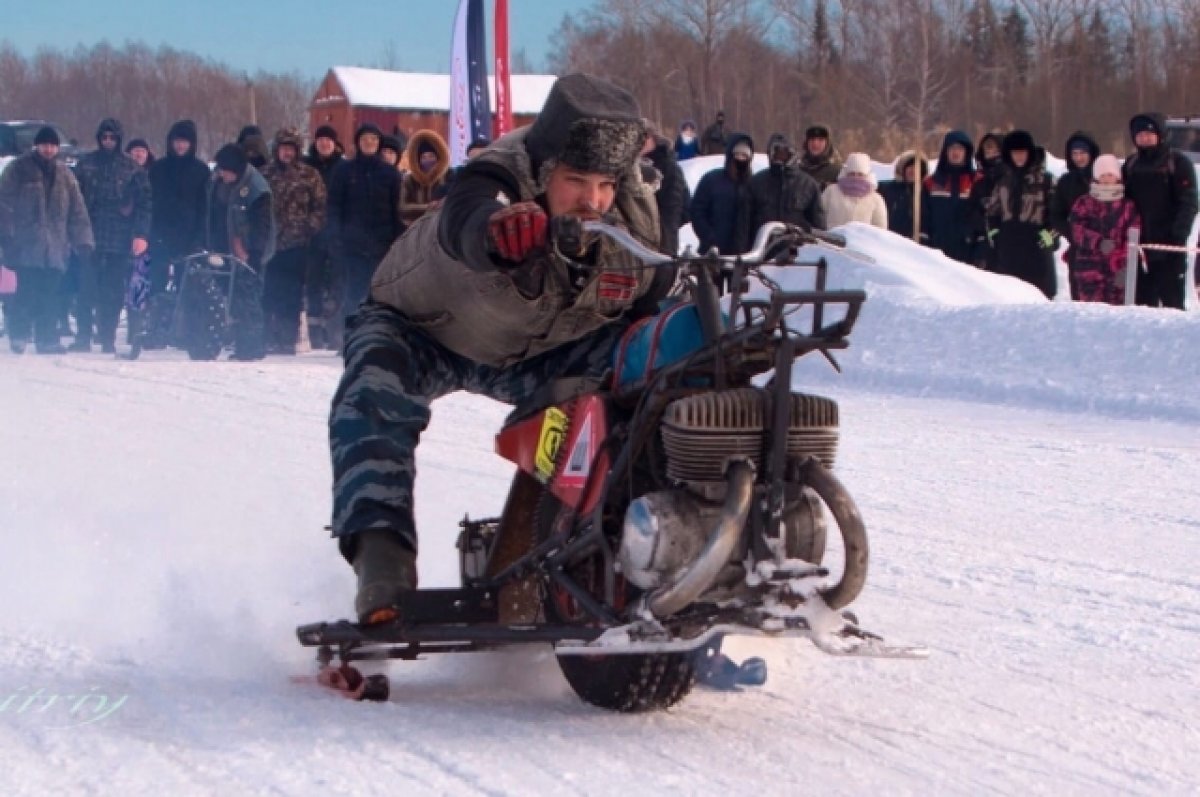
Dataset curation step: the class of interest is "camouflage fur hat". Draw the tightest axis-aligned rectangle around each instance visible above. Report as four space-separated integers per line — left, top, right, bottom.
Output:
525 73 645 180
273 127 304 152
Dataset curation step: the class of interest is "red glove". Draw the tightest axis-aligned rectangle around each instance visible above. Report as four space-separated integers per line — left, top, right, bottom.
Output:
487 202 548 262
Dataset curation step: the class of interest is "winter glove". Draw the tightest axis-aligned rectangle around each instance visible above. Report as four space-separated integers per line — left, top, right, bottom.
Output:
986 227 999 246
1037 229 1058 250
1098 238 1116 255
487 201 548 263
131 237 149 257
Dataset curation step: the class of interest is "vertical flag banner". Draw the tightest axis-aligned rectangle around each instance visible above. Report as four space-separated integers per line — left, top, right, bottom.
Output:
450 0 493 165
467 0 493 147
494 0 513 139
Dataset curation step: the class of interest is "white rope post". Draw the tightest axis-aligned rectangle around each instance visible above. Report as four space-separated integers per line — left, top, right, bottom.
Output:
1124 227 1140 306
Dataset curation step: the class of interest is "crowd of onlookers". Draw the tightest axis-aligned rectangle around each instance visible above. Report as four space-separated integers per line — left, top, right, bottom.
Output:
679 111 1198 308
0 105 1195 359
0 116 476 356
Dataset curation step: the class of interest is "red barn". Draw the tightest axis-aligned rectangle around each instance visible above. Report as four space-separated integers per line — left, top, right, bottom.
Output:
309 66 556 155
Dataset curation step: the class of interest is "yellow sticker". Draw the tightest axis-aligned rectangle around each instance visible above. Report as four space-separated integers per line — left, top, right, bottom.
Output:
535 407 570 482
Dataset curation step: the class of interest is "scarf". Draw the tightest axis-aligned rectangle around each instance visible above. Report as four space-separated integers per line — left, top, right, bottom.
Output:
837 174 874 198
1090 183 1124 202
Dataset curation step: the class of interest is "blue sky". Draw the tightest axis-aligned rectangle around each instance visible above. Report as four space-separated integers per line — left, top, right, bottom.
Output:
3 0 595 77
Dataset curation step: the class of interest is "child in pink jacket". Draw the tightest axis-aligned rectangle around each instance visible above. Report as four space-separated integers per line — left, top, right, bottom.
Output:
1068 155 1141 304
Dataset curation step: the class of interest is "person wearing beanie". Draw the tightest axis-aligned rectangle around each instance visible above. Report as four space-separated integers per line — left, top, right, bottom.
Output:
331 73 666 626
821 152 887 229
1120 112 1198 309
877 150 929 241
261 128 326 355
302 124 345 350
1049 131 1101 297
379 135 403 168
399 129 450 225
1066 154 1142 305
922 130 977 263
325 122 404 323
969 132 1005 270
691 133 757 254
0 125 94 354
147 117 211 311
988 129 1059 298
748 132 825 241
71 117 152 353
798 124 843 188
125 138 154 169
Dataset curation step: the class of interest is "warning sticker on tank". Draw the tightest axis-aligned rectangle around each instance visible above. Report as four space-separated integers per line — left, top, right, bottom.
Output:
535 407 569 482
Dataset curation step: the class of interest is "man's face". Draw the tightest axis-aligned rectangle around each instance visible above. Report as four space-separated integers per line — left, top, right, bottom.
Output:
947 143 967 165
315 137 336 157
35 142 59 160
172 138 190 157
129 146 149 167
380 149 398 166
1134 130 1158 149
807 136 827 157
1070 148 1091 169
278 143 297 164
99 132 118 151
771 144 790 164
903 163 917 182
1010 149 1029 168
543 165 617 220
982 140 1000 160
358 133 380 157
419 151 438 172
218 168 238 184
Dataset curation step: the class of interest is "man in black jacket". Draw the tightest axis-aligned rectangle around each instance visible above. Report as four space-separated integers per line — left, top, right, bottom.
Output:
148 120 210 272
641 126 690 255
72 118 152 352
304 125 345 348
748 133 825 237
325 124 404 323
1121 113 1198 309
1052 131 1100 298
690 134 755 255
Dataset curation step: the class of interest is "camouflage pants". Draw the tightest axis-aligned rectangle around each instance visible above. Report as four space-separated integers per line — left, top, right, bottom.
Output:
329 302 628 560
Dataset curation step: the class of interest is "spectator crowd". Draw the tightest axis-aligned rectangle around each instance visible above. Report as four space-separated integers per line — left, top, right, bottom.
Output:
0 103 1196 359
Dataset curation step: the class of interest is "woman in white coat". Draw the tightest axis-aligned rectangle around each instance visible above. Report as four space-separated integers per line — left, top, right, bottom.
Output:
821 152 888 229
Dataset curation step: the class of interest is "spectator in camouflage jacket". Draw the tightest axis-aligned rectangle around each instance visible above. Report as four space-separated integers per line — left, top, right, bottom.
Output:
262 128 326 353
72 117 152 351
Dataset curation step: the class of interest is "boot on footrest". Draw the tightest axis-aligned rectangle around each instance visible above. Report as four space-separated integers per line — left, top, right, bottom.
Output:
352 529 418 625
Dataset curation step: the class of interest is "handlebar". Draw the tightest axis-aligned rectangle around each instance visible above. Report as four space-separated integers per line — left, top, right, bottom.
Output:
576 221 844 267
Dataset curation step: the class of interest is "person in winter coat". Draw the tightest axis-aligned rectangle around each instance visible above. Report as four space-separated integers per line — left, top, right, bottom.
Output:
990 130 1059 298
799 125 842 188
325 124 404 320
125 139 155 170
433 136 490 201
72 117 152 352
923 130 977 263
701 112 728 157
969 132 1005 270
262 128 326 354
821 153 887 229
400 130 451 225
379 136 403 170
1051 131 1100 297
1121 112 1198 310
303 125 345 350
877 150 928 241
690 133 755 255
0 126 94 354
332 74 668 624
237 125 269 170
674 120 699 161
748 133 825 236
148 119 211 267
641 125 691 255
1068 155 1141 305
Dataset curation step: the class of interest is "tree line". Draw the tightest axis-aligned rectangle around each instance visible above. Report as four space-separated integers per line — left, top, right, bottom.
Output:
549 0 1200 159
0 41 312 158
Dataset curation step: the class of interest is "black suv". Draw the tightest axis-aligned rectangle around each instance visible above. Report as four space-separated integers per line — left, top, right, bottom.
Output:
1165 117 1200 163
0 120 80 164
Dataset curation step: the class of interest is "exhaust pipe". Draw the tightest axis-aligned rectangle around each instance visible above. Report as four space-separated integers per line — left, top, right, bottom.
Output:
647 460 755 618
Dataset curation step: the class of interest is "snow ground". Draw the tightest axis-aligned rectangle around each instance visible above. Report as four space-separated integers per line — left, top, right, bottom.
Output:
1 229 1198 794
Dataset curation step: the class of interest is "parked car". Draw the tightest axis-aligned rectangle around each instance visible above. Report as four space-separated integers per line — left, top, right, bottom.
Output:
0 120 80 165
1165 116 1200 163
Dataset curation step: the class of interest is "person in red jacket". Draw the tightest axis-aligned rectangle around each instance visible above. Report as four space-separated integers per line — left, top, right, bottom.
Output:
1068 155 1141 305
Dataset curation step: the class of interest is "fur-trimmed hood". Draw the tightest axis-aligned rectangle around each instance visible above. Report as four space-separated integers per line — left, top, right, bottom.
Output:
403 129 451 188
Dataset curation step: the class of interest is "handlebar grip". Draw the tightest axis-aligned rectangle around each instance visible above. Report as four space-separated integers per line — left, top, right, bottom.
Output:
550 216 584 257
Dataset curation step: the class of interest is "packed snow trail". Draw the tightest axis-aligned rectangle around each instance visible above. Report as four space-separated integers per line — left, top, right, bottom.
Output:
0 352 1196 795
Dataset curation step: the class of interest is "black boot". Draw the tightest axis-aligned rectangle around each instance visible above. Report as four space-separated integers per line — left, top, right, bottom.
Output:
351 529 417 625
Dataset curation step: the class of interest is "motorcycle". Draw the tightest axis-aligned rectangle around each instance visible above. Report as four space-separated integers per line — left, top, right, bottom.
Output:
297 221 926 710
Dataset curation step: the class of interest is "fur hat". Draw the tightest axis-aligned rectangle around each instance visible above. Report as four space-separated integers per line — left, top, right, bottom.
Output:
34 126 60 146
314 125 338 142
805 124 831 141
379 135 402 155
1092 154 1122 181
273 127 303 152
214 143 248 175
524 73 645 178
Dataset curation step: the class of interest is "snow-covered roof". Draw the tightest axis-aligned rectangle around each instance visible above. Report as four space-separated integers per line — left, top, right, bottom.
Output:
322 67 557 115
